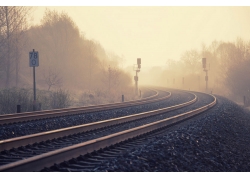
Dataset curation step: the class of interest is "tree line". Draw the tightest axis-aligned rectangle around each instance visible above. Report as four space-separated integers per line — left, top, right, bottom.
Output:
145 38 250 103
0 7 134 114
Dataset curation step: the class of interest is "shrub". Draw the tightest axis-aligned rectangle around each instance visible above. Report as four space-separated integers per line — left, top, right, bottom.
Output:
0 88 72 114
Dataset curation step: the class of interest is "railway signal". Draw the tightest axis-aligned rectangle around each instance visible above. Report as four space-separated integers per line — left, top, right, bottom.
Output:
134 58 141 96
108 65 110 94
202 58 208 92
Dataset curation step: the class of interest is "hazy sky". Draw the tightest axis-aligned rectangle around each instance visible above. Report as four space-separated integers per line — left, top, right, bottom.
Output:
29 5 250 69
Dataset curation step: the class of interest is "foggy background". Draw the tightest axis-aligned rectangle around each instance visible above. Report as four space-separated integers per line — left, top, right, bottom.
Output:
1 5 250 113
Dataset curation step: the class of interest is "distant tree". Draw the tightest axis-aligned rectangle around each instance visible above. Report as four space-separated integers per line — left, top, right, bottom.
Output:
180 49 201 75
0 6 31 87
16 9 132 97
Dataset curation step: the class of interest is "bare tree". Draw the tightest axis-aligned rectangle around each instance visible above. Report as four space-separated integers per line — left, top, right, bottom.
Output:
0 6 31 88
180 49 201 75
43 68 63 91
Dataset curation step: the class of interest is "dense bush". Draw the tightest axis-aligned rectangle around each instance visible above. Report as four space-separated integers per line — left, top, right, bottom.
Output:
49 89 71 109
0 88 72 114
0 88 33 114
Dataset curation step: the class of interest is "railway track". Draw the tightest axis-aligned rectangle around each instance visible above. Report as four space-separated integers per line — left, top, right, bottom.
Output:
0 88 216 171
0 89 172 140
0 89 173 148
0 88 159 125
42 122 192 172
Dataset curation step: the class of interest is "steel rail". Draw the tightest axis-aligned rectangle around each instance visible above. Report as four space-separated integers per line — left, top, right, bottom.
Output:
0 89 162 125
0 90 174 150
0 88 158 119
0 92 216 172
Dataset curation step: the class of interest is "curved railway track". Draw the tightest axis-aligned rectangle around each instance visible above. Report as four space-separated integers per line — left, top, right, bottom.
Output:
42 120 199 172
0 89 172 140
0 88 160 125
0 88 216 171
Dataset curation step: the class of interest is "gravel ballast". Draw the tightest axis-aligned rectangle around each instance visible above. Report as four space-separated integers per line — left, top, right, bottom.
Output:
0 91 192 140
0 92 211 167
91 95 250 172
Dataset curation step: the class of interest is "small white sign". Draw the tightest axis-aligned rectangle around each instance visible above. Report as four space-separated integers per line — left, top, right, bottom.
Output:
29 51 39 67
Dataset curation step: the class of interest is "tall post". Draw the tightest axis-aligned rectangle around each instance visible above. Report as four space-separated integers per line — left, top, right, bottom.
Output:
108 65 110 95
89 47 92 90
32 49 36 111
202 58 208 93
33 66 36 111
29 49 39 111
205 70 208 92
134 58 141 96
135 71 138 95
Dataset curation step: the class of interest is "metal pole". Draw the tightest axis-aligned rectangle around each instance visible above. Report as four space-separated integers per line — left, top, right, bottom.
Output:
206 70 208 92
108 65 110 94
33 66 36 111
134 58 141 96
135 71 138 96
89 49 92 90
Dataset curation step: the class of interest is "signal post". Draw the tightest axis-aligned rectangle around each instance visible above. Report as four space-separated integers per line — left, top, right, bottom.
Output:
134 58 141 96
202 58 208 92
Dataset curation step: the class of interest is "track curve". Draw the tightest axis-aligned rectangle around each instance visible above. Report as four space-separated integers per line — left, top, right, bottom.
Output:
0 89 215 171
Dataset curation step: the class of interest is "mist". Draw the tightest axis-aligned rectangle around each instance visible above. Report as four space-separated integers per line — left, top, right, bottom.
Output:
0 8 135 113
1 6 250 114
139 38 250 104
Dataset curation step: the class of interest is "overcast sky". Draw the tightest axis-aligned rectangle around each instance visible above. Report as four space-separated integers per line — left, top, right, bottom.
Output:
15 1 250 69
